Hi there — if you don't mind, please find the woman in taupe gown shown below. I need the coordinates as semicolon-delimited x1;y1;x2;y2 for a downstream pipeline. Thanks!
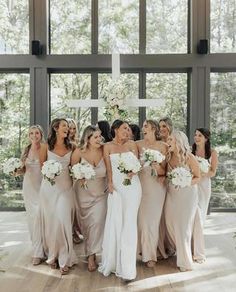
136;120;167;268
71;125;107;272
21;125;46;265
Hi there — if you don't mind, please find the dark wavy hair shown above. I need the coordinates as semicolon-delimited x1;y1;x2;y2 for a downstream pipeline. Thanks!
192;128;211;159
48;118;71;151
110;119;127;138
98;120;113;142
129;124;141;141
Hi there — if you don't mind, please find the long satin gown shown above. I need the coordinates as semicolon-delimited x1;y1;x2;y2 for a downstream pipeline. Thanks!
74;158;107;256
165;165;198;270
36;151;78;268
98;152;142;280
22;156;42;251
198;176;211;224
138;164;166;262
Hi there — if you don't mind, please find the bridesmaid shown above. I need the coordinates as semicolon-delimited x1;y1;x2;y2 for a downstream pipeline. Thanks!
37;118;77;275
158;117;173;142
137;120;167;268
192;128;218;224
20;125;46;265
165;130;201;271
67;118;83;244
71;125;107;272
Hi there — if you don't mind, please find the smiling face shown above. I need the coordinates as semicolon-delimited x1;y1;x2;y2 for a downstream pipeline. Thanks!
167;135;176;152
159;121;170;141
68;123;77;139
142;121;154;139
56;120;69;139
115;122;130;141
28;128;42;144
194;130;207;147
88;130;102;148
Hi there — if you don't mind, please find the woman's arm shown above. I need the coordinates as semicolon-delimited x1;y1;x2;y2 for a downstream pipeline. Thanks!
188;153;200;185
71;148;81;166
208;149;218;178
103;143;113;193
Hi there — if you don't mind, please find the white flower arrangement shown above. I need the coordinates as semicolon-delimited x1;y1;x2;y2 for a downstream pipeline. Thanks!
140;148;165;176
117;152;141;185
167;166;192;188
196;156;210;174
41;160;63;185
103;79;128;121
2;158;23;176
71;161;96;189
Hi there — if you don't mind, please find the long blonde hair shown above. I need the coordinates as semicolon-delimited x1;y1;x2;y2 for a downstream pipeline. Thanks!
79;125;100;151
168;130;191;165
21;125;45;162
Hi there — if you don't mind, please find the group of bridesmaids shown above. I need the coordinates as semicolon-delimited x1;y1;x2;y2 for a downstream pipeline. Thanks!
19;116;218;279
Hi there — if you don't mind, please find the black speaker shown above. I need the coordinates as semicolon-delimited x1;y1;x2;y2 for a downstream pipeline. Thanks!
197;39;208;54
32;40;42;55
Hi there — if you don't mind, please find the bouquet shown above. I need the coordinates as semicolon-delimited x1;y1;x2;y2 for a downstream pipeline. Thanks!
117;152;141;186
71;161;96;189
41;160;63;185
167;167;192;188
140;148;165;176
196;156;210;174
2;158;23;176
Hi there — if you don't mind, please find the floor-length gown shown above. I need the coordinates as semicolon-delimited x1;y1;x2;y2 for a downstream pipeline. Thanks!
74;158;107;256
198;176;211;224
98;152;142;280
165;165;198;270
138;164;166;262
22;157;42;251
36;151;78;268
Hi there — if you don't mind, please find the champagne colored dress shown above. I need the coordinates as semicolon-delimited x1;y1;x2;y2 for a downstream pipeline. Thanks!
36;151;78;268
165;164;198;270
98;152;142;280
74;158;107;256
138;164;166;262
22;156;42;252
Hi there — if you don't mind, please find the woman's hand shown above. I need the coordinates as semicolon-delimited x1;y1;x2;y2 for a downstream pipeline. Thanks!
108;181;114;194
127;172;135;179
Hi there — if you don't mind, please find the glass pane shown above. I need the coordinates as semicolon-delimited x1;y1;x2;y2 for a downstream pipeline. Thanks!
211;0;236;53
210;73;236;209
98;74;139;123
50;0;91;54
50;73;91;137
0;74;30;209
146;73;187;131
146;0;188;54
0;0;29;54
99;0;139;54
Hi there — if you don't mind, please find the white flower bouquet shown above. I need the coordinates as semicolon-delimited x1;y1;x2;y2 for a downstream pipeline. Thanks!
71;161;96;189
41;160;63;185
167;167;192;188
117;152;141;186
2;158;23;176
140;148;165;176
196;156;210;174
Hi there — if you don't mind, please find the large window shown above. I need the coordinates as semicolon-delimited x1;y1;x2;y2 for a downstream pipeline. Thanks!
210;72;236;209
146;0;188;54
211;0;236;53
0;0;29;54
146;73;187;131
98;0;139;53
50;0;91;54
50;73;91;136
0;74;30;209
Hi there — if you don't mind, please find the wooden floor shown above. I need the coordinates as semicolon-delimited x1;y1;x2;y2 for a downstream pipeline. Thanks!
0;212;236;292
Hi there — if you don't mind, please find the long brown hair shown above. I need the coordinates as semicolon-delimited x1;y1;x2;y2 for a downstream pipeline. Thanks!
79;125;100;151
48;118;71;151
192;128;211;159
21;125;45;162
145;119;160;140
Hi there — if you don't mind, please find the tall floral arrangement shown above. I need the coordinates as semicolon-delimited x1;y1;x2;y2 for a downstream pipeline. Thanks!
103;78;129;122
